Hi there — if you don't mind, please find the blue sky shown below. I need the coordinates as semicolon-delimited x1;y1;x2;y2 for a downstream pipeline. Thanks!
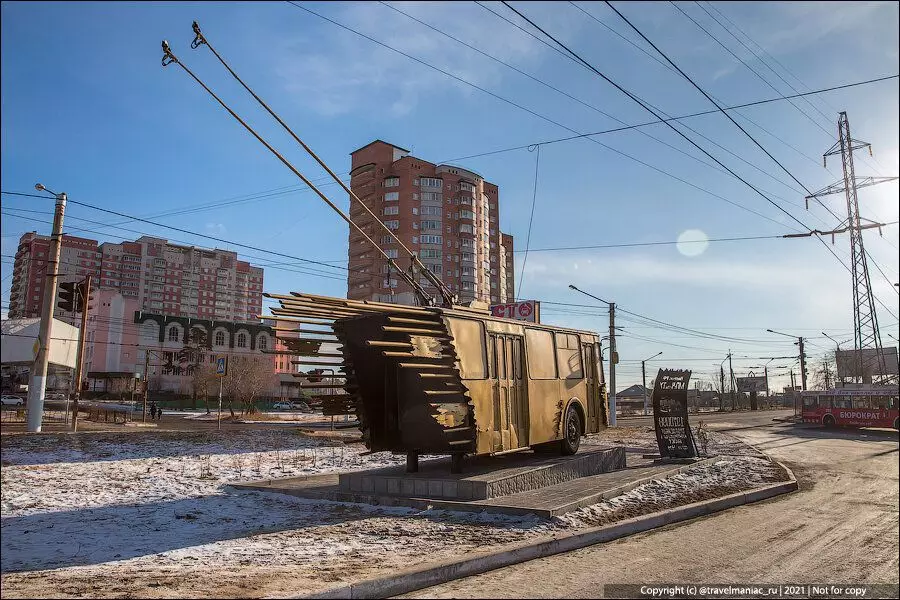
2;1;898;391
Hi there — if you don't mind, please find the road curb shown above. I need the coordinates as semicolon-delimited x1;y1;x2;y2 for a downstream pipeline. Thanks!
288;461;798;599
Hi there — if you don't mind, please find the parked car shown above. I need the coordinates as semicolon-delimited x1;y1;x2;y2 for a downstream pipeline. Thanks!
272;401;311;412
46;392;68;401
1;395;25;407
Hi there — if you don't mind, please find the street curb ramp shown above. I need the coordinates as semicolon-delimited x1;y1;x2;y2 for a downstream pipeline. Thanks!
285;462;798;599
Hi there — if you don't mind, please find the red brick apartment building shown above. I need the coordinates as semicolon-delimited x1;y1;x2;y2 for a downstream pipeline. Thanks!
347;140;515;306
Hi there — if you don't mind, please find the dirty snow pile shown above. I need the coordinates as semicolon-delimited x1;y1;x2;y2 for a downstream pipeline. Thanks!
554;455;787;528
0;429;550;584
1;427;783;598
584;425;765;458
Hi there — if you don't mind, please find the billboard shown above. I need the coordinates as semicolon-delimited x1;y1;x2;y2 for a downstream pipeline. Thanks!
835;347;899;379
736;376;767;393
489;300;540;323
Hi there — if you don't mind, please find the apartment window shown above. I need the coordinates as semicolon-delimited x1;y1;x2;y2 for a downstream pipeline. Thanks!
459;209;475;220
421;220;440;230
460;181;474;192
380;235;394;245
421;192;442;202
384;220;400;230
384;177;399;188
412;207;418;215
168;327;180;342
420;249;442;259
382;205;399;216
385;249;399;259
426;264;442;275
384;192;399;202
459;224;474;234
421;205;441;216
412;236;418;244
215;331;225;346
237;333;247;348
420;234;442;245
420;177;442;188
258;336;267;350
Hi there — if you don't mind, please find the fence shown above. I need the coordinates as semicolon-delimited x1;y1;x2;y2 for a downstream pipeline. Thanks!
0;408;70;424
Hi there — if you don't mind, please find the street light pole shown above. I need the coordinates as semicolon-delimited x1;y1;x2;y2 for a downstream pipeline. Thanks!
27;184;67;432
641;351;663;416
767;329;808;391
569;285;616;426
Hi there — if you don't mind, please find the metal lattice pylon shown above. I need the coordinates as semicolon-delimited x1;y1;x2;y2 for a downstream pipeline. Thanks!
807;112;887;382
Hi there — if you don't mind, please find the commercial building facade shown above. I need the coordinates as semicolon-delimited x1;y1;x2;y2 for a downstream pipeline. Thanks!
347;140;514;306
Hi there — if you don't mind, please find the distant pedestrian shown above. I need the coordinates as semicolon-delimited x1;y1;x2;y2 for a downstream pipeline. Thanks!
149;401;157;420
157;406;163;420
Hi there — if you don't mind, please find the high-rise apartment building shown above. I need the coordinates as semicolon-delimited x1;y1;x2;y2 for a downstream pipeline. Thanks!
347;140;514;306
7;232;101;324
8;233;264;324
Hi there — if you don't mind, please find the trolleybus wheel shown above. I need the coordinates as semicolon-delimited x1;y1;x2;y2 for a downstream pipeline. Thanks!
561;406;582;455
822;414;835;428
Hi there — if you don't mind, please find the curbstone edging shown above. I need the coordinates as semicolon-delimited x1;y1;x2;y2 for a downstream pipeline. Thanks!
286;461;798;599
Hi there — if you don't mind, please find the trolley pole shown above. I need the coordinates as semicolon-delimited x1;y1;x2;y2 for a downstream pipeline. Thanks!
27;185;67;433
72;274;91;432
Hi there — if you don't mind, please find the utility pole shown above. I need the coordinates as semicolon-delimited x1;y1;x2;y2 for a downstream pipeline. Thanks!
805;112;896;383
823;358;832;389
71;274;92;432
728;350;736;411
568;285;616;426
641;351;662;416
719;364;726;412
608;302;617;426
143;350;151;422
798;337;808;391
27;184;67;433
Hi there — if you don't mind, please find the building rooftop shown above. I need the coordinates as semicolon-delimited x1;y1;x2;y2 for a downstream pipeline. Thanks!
349;139;411;156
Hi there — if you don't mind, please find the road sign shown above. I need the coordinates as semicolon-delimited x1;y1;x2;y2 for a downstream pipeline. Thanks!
215;356;228;377
489;300;540;323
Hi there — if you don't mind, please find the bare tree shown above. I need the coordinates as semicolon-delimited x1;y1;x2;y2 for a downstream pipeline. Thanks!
810;354;837;391
223;355;276;416
191;362;219;414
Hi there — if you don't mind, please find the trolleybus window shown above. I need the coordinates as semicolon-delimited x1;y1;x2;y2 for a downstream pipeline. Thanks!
803;395;818;408
525;328;557;379
555;333;583;379
446;317;487;379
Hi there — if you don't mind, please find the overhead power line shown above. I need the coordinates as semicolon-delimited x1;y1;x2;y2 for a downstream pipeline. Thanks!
284;0;808;229
1;191;349;274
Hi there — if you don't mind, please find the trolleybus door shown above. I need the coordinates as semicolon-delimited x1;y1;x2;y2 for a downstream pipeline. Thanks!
582;342;600;431
489;333;528;451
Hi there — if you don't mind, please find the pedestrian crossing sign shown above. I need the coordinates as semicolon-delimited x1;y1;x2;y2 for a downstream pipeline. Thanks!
215;356;228;377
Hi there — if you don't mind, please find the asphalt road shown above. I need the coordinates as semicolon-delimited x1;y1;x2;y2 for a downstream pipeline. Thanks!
404;412;899;598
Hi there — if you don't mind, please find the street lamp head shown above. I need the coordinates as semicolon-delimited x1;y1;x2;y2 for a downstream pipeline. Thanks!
765;329;775;334
568;284;577;290
34;183;45;192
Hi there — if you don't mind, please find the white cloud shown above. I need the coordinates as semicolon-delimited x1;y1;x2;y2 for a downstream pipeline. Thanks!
205;222;227;237
272;1;567;117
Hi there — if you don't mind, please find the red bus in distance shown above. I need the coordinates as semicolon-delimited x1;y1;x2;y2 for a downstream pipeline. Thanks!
798;387;899;429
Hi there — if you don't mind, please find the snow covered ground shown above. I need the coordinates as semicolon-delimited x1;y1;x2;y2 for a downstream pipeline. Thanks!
1;427;786;598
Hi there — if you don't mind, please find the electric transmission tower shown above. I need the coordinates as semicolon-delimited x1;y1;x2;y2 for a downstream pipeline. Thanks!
805;111;897;384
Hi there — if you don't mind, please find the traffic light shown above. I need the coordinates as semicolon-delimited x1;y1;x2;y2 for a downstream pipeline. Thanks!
58;282;78;312
77;280;93;312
